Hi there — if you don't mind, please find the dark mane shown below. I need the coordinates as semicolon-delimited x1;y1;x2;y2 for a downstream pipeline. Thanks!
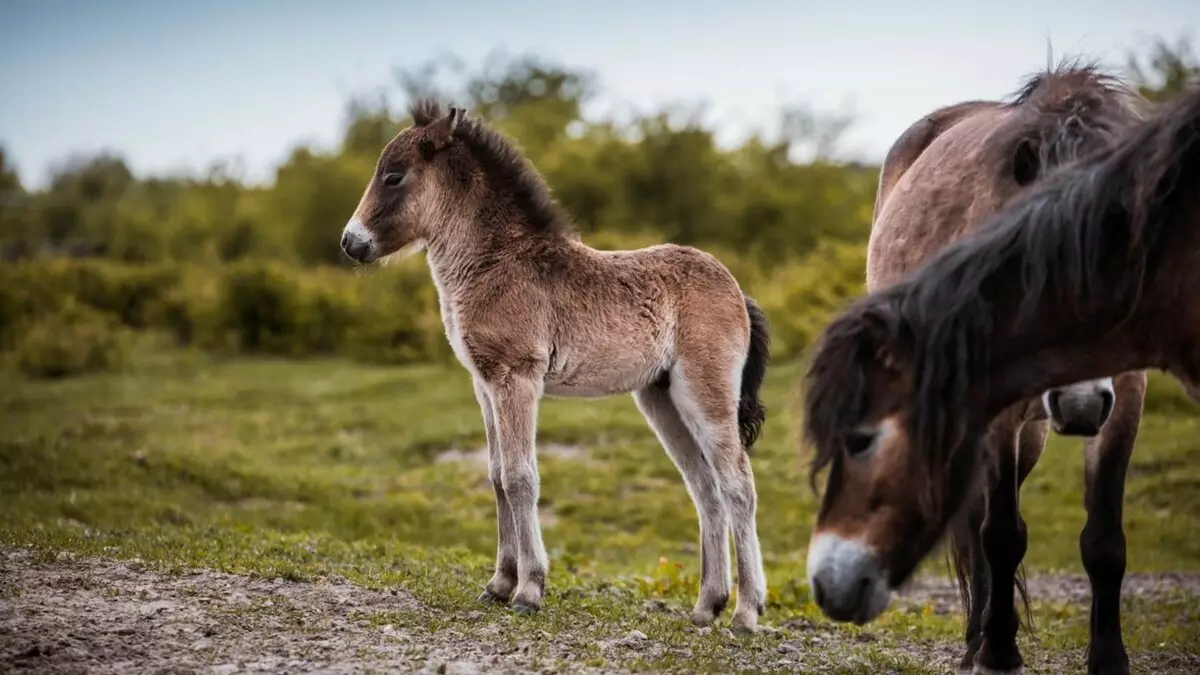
805;82;1200;502
409;98;575;237
1001;60;1143;176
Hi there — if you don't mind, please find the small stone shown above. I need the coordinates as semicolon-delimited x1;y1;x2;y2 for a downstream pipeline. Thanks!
624;629;646;642
380;624;396;633
644;599;669;612
778;641;803;654
191;638;213;651
697;627;712;636
464;611;484;621
718;628;734;639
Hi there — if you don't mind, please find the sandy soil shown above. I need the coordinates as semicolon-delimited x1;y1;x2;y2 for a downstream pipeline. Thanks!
2;549;1197;674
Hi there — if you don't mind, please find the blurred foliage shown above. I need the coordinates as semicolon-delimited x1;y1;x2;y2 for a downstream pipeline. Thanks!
1127;34;1200;103
0;40;1195;376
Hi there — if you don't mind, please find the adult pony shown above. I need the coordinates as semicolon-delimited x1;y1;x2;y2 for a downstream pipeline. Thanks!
339;100;771;632
806;64;1147;674
802;79;1200;674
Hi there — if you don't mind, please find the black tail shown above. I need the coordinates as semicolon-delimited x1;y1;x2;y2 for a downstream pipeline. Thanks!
738;295;770;451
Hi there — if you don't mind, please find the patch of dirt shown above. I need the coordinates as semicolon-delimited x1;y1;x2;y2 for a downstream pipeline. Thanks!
895;571;1200;615
435;443;587;468
0;550;615;674
1;550;1196;674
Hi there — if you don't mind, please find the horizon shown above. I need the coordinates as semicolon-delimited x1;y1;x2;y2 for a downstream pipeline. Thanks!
1;0;1196;189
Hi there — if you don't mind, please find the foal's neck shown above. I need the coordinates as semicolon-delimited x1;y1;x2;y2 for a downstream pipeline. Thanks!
423;216;574;293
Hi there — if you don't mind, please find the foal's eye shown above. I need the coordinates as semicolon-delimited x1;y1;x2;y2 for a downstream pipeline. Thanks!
845;429;878;458
382;172;404;187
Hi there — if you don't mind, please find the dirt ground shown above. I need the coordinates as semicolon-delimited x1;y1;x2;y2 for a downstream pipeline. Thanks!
2;549;1198;674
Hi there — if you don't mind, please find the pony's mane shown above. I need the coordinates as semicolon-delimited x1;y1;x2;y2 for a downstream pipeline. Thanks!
805;83;1200;502
409;99;575;237
1001;60;1143;173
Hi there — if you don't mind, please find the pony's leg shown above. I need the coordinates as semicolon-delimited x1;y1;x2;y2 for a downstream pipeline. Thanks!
474;379;519;604
1080;371;1144;675
974;419;1047;675
487;375;549;614
959;421;1045;675
952;498;989;675
669;358;766;633
633;384;732;628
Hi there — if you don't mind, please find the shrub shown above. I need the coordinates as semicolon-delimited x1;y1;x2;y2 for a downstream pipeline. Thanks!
753;239;868;359
11;301;131;378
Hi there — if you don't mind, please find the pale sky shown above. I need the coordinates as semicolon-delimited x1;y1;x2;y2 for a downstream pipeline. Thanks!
1;0;1196;189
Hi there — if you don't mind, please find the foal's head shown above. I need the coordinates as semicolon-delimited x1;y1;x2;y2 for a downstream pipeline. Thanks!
340;99;570;264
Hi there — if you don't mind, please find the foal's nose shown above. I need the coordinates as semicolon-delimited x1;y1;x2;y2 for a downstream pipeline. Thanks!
340;228;371;263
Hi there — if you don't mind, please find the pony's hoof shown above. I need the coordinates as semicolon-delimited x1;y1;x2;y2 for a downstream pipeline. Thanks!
511;603;540;615
972;665;1024;675
477;590;508;605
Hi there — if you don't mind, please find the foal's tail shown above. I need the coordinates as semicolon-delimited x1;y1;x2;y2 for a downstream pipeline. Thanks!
738;295;770;451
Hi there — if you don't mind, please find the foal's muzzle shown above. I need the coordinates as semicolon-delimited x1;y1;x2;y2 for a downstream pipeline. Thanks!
340;217;374;263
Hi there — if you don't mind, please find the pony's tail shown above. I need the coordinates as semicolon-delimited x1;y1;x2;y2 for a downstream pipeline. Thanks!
738;295;770;451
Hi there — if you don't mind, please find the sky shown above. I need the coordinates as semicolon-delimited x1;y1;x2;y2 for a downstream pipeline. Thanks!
1;0;1196;189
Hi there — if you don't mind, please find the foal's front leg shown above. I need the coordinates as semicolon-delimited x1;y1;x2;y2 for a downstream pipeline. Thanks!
488;374;549;614
474;380;519;604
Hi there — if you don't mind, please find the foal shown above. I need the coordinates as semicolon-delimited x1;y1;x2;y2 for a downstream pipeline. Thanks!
803;83;1200;674
844;65;1146;674
340;100;771;632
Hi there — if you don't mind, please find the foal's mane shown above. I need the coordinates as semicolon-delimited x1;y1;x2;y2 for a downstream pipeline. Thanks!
805;76;1200;502
409;99;575;237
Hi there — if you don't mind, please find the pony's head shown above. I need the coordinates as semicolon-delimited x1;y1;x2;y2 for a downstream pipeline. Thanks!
801;283;993;625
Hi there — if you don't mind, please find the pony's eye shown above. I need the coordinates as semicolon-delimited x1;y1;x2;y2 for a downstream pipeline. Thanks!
845;429;878;458
382;172;404;187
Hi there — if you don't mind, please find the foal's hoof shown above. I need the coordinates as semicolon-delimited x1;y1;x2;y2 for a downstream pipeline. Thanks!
477;590;508;605
511;603;540;616
731;609;759;634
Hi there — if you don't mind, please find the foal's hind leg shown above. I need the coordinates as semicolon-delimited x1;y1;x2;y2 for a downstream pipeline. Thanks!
634;384;732;628
473;380;519;604
973;418;1047;675
669;358;766;633
1080;371;1144;675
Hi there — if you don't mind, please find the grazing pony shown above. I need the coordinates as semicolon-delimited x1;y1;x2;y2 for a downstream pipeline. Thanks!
802;78;1200;675
806;64;1145;673
339;100;771;632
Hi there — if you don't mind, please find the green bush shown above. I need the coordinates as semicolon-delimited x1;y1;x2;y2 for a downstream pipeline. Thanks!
10;300;131;379
754;239;868;359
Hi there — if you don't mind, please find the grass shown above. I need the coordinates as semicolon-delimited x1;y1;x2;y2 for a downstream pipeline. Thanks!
1;343;1198;672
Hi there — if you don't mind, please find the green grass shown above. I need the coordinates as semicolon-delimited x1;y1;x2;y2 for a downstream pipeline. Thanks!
1;344;1198;672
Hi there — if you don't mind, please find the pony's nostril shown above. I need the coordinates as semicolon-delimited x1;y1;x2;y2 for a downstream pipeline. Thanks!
340;232;351;251
812;577;826;608
1099;390;1115;423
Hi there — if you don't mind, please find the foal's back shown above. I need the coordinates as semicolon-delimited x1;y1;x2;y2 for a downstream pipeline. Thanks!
538;239;750;398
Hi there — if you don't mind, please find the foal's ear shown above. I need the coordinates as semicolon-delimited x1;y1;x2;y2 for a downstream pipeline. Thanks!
426;107;464;151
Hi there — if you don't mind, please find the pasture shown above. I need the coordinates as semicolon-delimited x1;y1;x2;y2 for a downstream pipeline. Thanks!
2;340;1197;673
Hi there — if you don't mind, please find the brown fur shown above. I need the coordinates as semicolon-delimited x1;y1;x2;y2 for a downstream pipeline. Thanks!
804;76;1200;674
340;99;771;631
806;64;1152;674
